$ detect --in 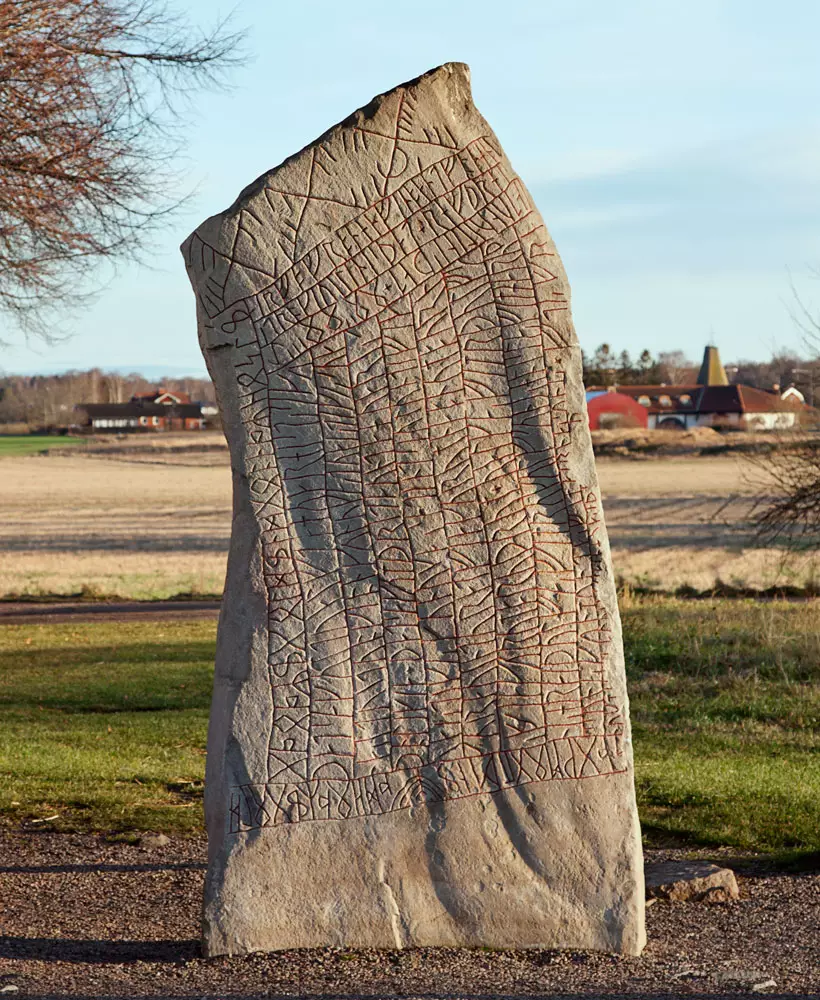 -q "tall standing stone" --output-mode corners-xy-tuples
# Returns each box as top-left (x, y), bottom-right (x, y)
(182, 63), (645, 957)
